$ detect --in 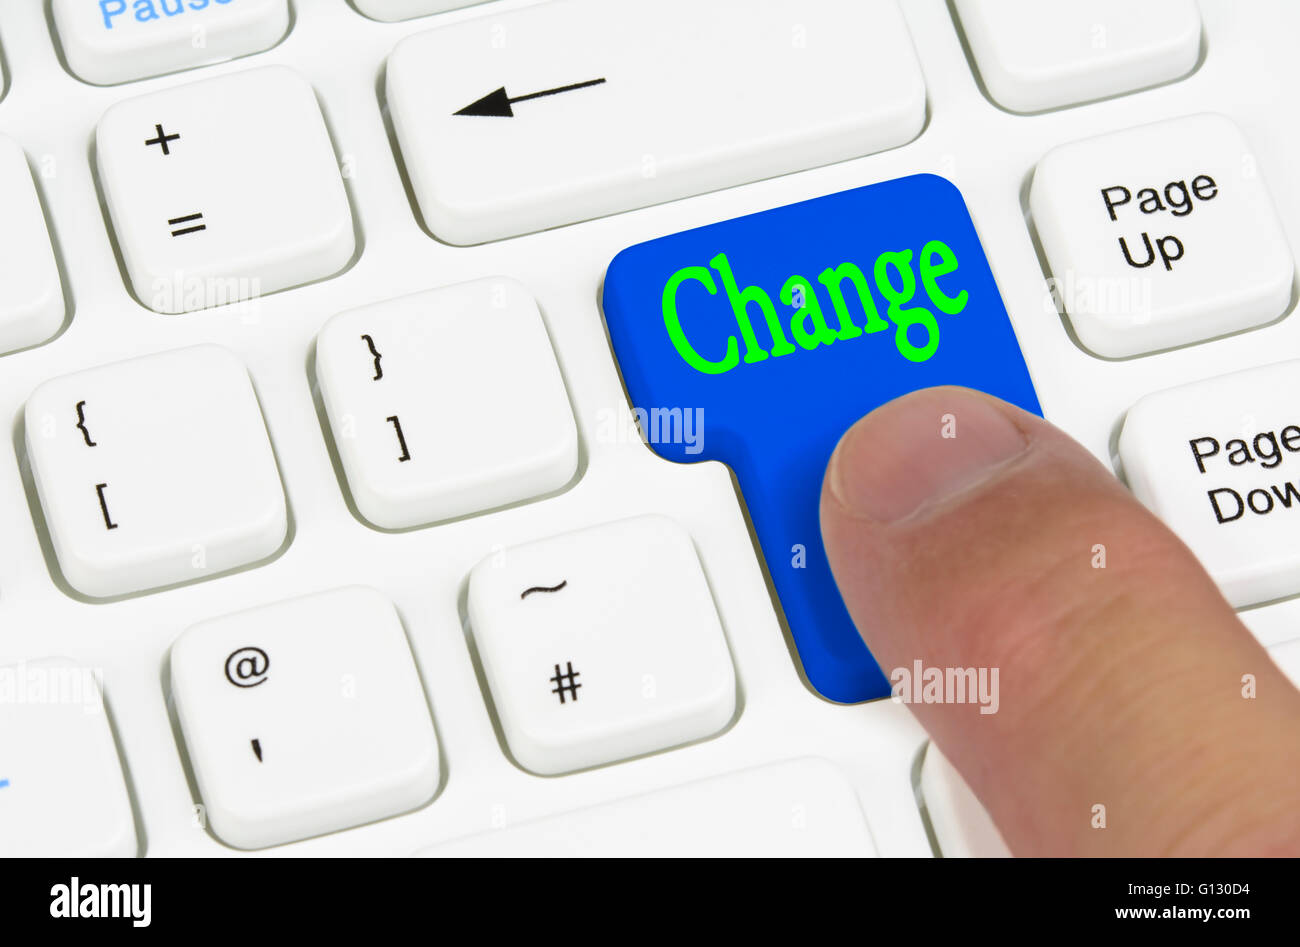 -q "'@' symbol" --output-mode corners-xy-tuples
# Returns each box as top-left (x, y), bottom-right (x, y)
(225, 647), (270, 688)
